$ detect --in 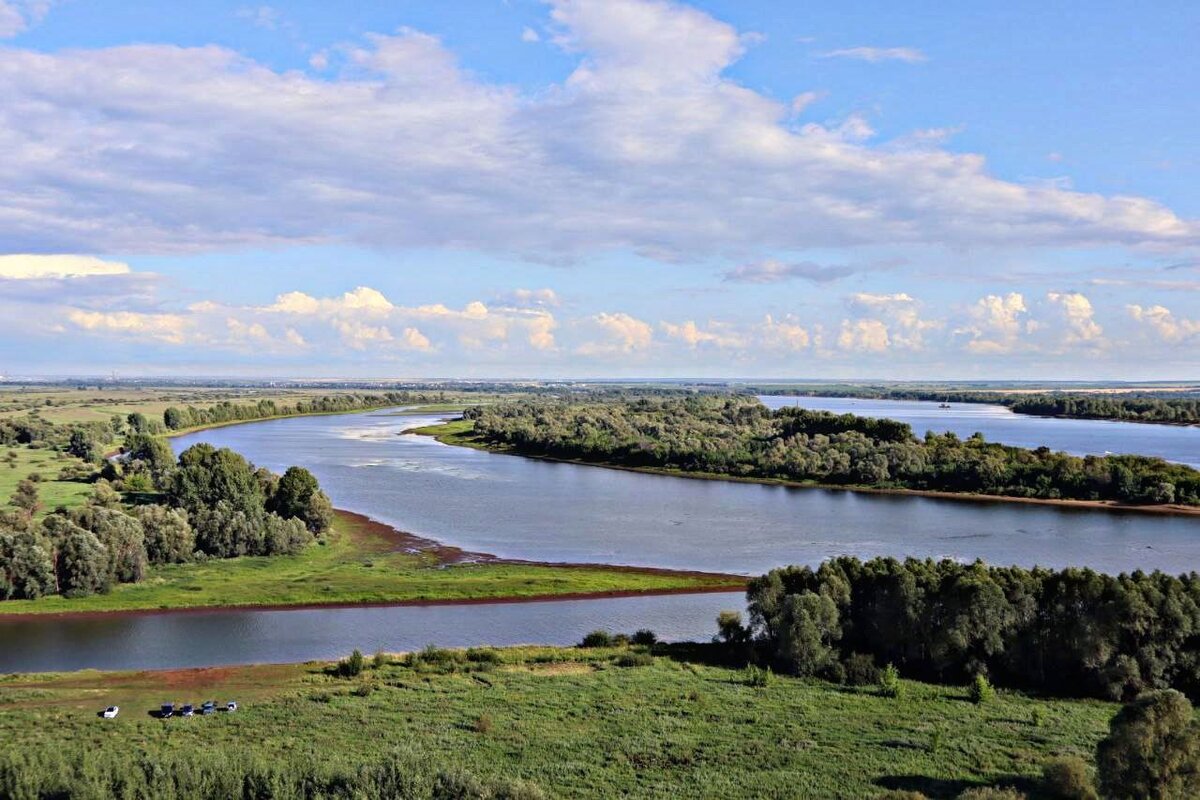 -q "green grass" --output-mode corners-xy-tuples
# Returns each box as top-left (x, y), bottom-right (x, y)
(0, 511), (741, 616)
(0, 647), (1115, 799)
(0, 446), (93, 515)
(407, 418), (485, 446)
